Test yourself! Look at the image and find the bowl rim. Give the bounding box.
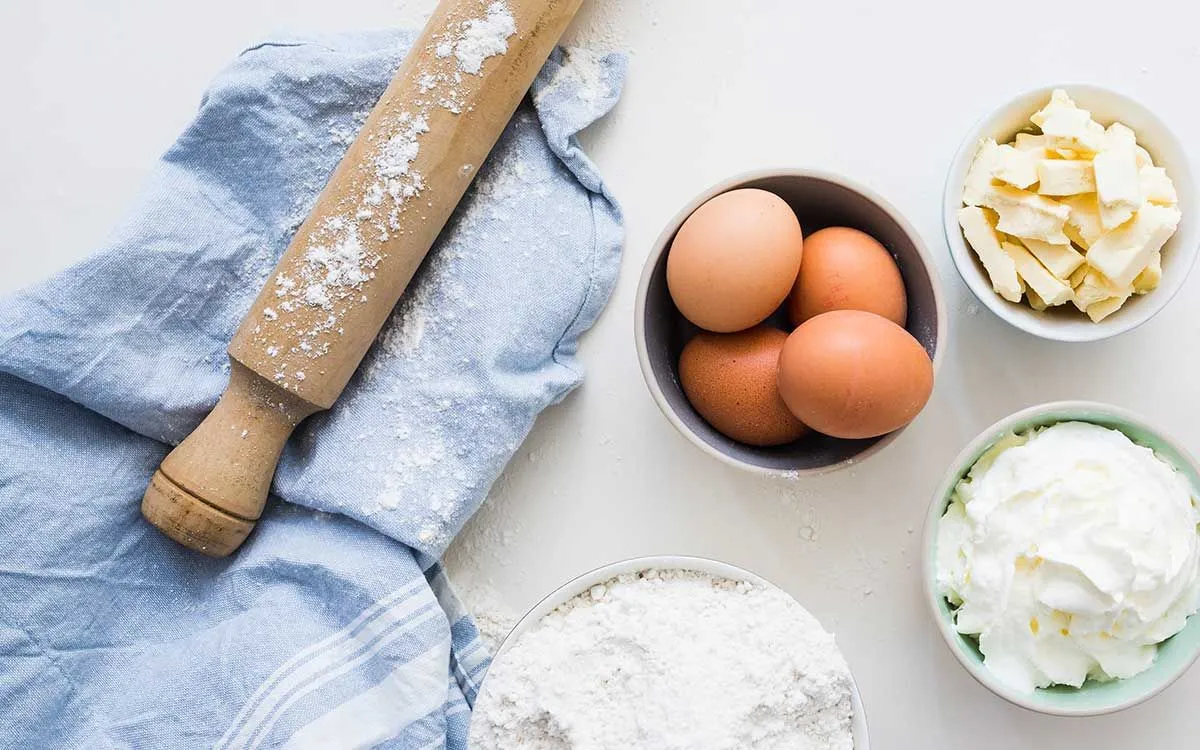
[634,167,948,477]
[473,554,870,749]
[921,399,1200,716]
[942,82,1200,343]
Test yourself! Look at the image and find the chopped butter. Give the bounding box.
[1071,267,1129,314]
[1086,295,1128,323]
[1031,89,1107,155]
[1003,241,1073,306]
[993,144,1039,188]
[1093,144,1142,221]
[1086,203,1181,287]
[964,138,1003,206]
[1105,122,1137,150]
[1060,194,1106,247]
[1099,201,1136,232]
[1139,166,1178,205]
[958,89,1181,323]
[1037,160,1095,196]
[1133,251,1162,294]
[959,206,1023,303]
[1015,132,1049,155]
[1027,286,1049,312]
[979,184,1071,244]
[1019,237,1085,279]
[1069,264,1090,289]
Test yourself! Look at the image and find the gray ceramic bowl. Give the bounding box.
[923,401,1200,715]
[635,169,947,475]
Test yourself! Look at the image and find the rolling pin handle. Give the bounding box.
[141,360,317,556]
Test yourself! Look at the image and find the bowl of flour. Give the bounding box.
[469,555,869,749]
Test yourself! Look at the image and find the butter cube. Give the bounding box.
[1087,296,1127,322]
[1027,286,1049,311]
[959,206,1023,303]
[1133,251,1162,294]
[1099,201,1136,232]
[1094,145,1142,221]
[1069,264,1090,289]
[1064,224,1091,250]
[1105,122,1154,169]
[993,144,1039,188]
[980,184,1071,244]
[1003,241,1073,306]
[1015,133,1050,155]
[1060,194,1106,246]
[1086,204,1181,286]
[963,138,1003,206]
[1019,237,1085,279]
[1105,122,1137,150]
[1037,160,1095,196]
[1139,166,1178,205]
[1072,267,1129,314]
[1031,89,1107,155]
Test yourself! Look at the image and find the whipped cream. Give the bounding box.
[937,421,1200,693]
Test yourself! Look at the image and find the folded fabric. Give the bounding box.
[0,30,625,749]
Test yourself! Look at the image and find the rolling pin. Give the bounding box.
[142,0,584,556]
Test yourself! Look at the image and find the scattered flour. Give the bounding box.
[254,2,516,386]
[534,47,611,109]
[456,579,521,653]
[471,569,854,750]
[359,117,541,534]
[443,469,526,647]
[774,480,822,543]
[437,2,517,75]
[559,0,635,51]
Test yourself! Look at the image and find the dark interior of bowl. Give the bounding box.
[643,173,942,471]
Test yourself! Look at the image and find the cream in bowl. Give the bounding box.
[470,556,868,748]
[925,402,1200,715]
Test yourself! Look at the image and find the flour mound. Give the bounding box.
[471,569,854,749]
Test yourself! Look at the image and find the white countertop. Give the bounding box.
[5,1,1200,746]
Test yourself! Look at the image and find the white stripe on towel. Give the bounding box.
[242,607,443,749]
[282,643,449,750]
[217,578,428,748]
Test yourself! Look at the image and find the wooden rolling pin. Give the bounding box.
[142,0,584,556]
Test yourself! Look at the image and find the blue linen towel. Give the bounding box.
[0,30,625,749]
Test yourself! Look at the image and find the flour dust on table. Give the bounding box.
[471,569,854,749]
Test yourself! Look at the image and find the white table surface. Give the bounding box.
[4,1,1200,747]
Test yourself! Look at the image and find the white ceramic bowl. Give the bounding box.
[944,84,1199,342]
[472,555,870,748]
[923,401,1200,716]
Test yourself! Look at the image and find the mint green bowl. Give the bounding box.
[922,401,1200,716]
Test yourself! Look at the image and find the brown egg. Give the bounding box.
[777,310,932,439]
[667,189,804,332]
[678,326,809,447]
[787,226,907,327]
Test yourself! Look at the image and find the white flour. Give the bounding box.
[533,47,611,109]
[471,569,854,750]
[256,2,515,384]
[437,2,517,75]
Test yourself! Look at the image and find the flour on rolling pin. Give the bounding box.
[251,2,517,386]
